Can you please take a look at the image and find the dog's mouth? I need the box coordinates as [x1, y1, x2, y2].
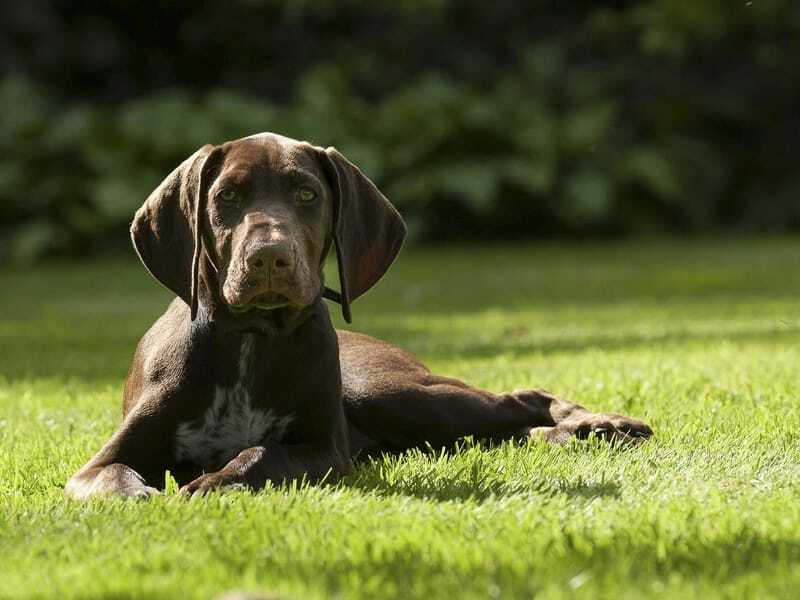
[229, 291, 292, 314]
[222, 292, 313, 337]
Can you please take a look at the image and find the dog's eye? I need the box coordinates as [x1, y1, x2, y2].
[218, 188, 238, 203]
[297, 186, 317, 205]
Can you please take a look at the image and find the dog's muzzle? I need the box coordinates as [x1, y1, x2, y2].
[224, 239, 309, 311]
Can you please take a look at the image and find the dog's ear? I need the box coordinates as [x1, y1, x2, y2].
[131, 144, 223, 320]
[320, 147, 406, 323]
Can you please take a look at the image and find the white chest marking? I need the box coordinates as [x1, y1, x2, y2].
[174, 335, 293, 471]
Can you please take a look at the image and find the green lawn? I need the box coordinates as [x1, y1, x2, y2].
[2, 238, 800, 599]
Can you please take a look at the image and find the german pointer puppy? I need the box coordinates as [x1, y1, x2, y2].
[65, 133, 652, 499]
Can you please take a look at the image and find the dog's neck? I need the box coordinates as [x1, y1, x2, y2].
[187, 294, 338, 399]
[193, 298, 327, 342]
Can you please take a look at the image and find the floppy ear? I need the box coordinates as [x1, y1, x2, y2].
[320, 147, 407, 323]
[130, 144, 222, 319]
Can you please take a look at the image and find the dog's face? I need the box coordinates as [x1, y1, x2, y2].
[205, 135, 333, 314]
[131, 133, 406, 332]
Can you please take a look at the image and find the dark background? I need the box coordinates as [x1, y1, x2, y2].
[2, 0, 798, 261]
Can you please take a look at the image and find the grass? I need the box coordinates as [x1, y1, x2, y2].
[2, 237, 800, 599]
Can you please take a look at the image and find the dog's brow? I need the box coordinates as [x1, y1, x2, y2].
[217, 168, 251, 186]
[283, 167, 320, 185]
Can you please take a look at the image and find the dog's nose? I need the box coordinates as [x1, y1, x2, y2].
[246, 243, 293, 274]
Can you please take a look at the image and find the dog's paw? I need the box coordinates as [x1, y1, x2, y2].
[126, 484, 161, 499]
[66, 464, 161, 500]
[180, 472, 245, 496]
[532, 413, 653, 445]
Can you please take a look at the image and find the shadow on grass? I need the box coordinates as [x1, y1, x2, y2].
[370, 321, 800, 362]
[3, 319, 799, 383]
[344, 468, 622, 503]
[343, 444, 622, 503]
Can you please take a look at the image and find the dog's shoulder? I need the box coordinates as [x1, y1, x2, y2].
[122, 298, 210, 415]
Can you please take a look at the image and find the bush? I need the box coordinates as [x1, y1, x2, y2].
[2, 0, 799, 260]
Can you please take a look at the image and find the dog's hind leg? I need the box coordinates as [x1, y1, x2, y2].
[345, 376, 647, 450]
[338, 331, 652, 451]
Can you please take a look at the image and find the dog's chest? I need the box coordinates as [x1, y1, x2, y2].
[173, 336, 293, 471]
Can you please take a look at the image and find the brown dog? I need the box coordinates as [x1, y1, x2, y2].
[65, 133, 652, 499]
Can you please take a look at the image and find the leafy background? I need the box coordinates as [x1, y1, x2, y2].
[2, 0, 799, 261]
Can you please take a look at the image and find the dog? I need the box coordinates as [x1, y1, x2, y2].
[65, 132, 652, 499]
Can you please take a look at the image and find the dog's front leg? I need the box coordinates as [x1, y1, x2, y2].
[65, 400, 170, 500]
[180, 437, 352, 495]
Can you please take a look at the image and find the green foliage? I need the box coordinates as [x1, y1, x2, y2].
[2, 239, 800, 597]
[2, 0, 799, 260]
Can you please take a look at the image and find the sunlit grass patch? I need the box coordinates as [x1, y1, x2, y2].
[1, 237, 799, 599]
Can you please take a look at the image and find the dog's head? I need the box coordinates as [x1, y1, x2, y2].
[131, 133, 406, 332]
